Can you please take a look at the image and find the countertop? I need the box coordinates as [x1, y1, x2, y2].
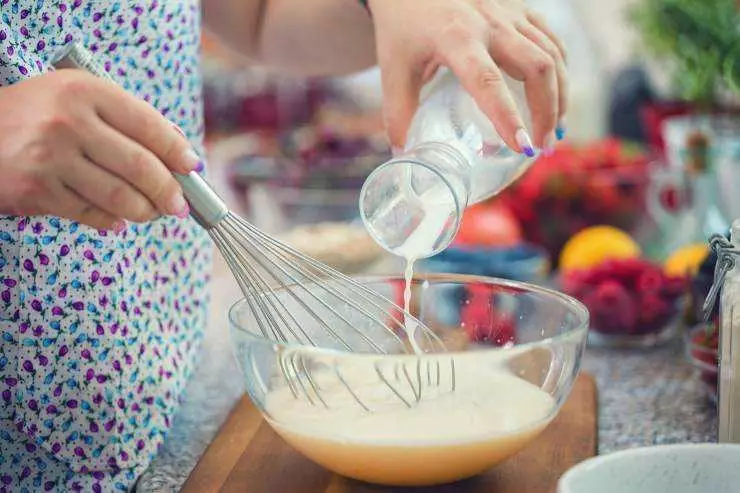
[135, 256, 718, 492]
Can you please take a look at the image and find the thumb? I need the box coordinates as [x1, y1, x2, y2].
[380, 59, 423, 151]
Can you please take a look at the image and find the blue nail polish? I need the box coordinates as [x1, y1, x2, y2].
[555, 126, 566, 141]
[522, 146, 536, 158]
[195, 161, 205, 173]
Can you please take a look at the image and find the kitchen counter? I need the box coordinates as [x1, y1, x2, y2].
[135, 261, 718, 492]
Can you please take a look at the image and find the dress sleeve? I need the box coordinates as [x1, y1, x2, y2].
[0, 14, 46, 85]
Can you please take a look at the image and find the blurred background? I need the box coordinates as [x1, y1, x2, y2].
[200, 0, 739, 370]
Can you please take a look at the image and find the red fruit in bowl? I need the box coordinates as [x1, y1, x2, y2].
[590, 280, 638, 333]
[636, 268, 664, 294]
[637, 294, 672, 333]
[603, 258, 654, 286]
[595, 280, 631, 306]
[561, 271, 589, 298]
[579, 264, 612, 286]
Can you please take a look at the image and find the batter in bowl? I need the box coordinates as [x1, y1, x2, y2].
[264, 352, 555, 486]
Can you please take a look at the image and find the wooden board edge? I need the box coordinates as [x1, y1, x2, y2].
[180, 397, 262, 493]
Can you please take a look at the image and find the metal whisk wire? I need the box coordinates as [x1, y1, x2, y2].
[54, 42, 456, 412]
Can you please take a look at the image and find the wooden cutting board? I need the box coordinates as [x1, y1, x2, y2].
[182, 373, 597, 493]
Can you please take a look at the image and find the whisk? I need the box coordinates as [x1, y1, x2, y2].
[53, 43, 455, 411]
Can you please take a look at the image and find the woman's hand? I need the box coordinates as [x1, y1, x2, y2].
[0, 70, 201, 231]
[368, 0, 567, 154]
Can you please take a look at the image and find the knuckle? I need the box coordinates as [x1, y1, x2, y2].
[530, 56, 555, 77]
[38, 114, 74, 138]
[107, 183, 131, 210]
[126, 150, 151, 183]
[476, 67, 504, 90]
[158, 135, 182, 170]
[153, 178, 179, 207]
[25, 140, 54, 165]
[56, 74, 90, 100]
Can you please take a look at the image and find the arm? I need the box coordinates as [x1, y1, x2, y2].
[203, 0, 569, 153]
[201, 0, 377, 77]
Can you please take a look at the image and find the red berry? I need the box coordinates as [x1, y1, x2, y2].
[561, 271, 588, 298]
[636, 268, 664, 294]
[636, 294, 673, 333]
[590, 280, 638, 334]
[595, 280, 629, 305]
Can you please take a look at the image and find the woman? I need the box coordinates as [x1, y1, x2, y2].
[0, 0, 567, 490]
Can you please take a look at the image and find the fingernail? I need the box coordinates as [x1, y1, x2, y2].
[543, 132, 556, 157]
[515, 128, 535, 158]
[173, 124, 186, 137]
[176, 203, 190, 219]
[195, 160, 205, 173]
[392, 146, 404, 157]
[112, 220, 126, 235]
[555, 119, 566, 141]
[182, 148, 202, 172]
[168, 193, 189, 217]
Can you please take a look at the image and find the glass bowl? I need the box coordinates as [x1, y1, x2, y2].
[560, 258, 686, 348]
[229, 274, 589, 487]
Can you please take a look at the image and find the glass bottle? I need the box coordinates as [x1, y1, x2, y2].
[359, 68, 536, 259]
[704, 221, 740, 443]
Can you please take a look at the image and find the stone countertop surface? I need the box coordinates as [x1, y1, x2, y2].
[135, 263, 718, 492]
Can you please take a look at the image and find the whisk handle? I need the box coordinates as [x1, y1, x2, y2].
[53, 43, 230, 229]
[175, 172, 229, 228]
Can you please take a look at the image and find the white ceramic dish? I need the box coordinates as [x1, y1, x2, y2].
[558, 443, 740, 493]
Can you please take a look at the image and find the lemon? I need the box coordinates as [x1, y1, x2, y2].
[559, 226, 642, 272]
[664, 244, 709, 277]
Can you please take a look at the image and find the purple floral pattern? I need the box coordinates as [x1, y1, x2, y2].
[0, 1, 211, 491]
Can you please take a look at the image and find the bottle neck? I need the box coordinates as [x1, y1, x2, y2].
[393, 141, 474, 210]
[359, 141, 474, 259]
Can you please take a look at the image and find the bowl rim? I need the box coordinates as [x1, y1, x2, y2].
[228, 272, 590, 356]
[557, 443, 740, 493]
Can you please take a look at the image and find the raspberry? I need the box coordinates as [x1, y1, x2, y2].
[561, 271, 588, 298]
[636, 267, 664, 294]
[595, 280, 631, 306]
[603, 258, 653, 286]
[580, 265, 611, 286]
[636, 294, 673, 333]
[589, 280, 637, 333]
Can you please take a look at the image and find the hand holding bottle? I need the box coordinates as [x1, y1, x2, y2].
[368, 0, 567, 154]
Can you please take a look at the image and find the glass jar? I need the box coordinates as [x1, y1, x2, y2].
[359, 69, 536, 259]
[704, 220, 740, 443]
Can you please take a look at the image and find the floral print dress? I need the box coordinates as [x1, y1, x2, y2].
[0, 1, 212, 491]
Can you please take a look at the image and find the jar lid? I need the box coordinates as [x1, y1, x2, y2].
[703, 220, 740, 319]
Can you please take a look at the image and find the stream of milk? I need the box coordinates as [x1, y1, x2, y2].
[389, 193, 457, 354]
